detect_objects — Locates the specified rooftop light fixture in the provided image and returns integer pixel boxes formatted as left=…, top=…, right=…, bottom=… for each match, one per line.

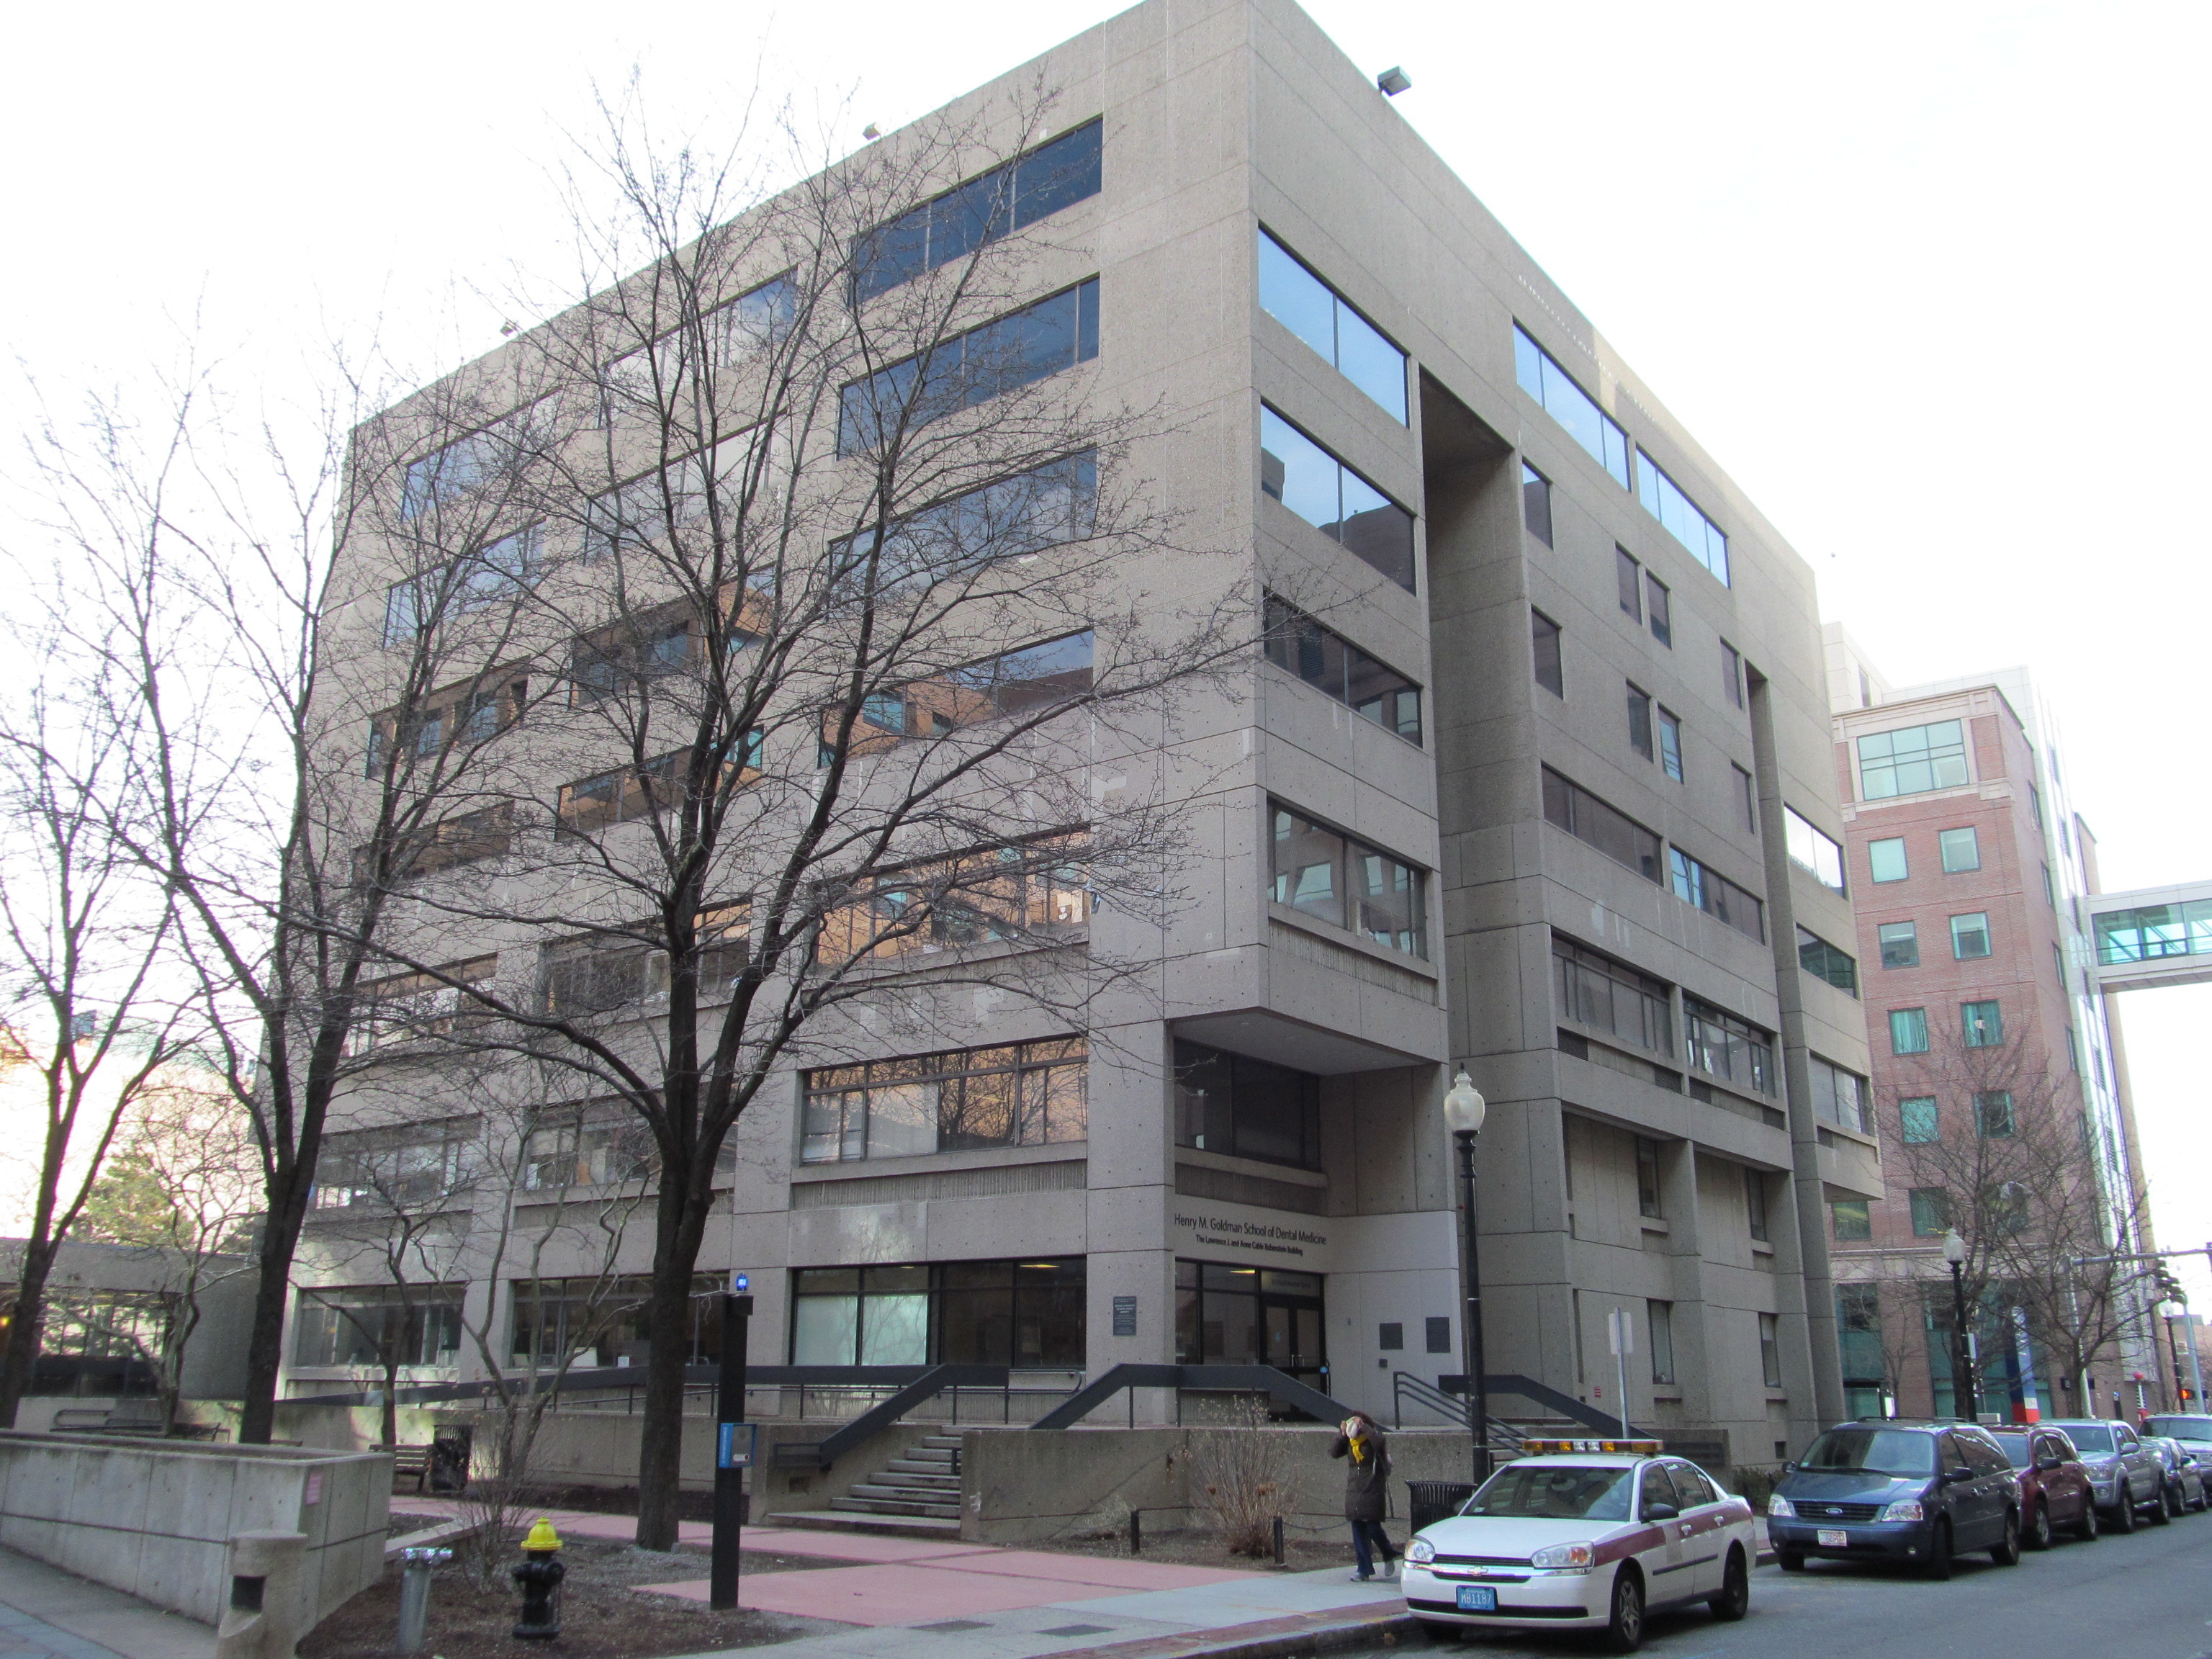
left=1377, top=66, right=1411, bottom=96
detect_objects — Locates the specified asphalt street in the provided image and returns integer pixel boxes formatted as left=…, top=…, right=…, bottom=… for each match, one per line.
left=1336, top=1511, right=2212, bottom=1659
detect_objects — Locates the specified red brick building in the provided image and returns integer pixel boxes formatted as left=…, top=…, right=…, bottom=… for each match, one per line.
left=1819, top=630, right=2159, bottom=1421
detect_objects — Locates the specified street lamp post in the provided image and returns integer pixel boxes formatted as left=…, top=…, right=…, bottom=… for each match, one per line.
left=1443, top=1070, right=1489, bottom=1485
left=1943, top=1229, right=1976, bottom=1421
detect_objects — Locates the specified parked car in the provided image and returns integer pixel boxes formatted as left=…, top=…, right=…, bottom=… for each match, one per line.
left=1400, top=1443, right=1757, bottom=1653
left=1768, top=1420, right=2022, bottom=1578
left=2144, top=1413, right=2212, bottom=1486
left=1987, top=1426, right=2098, bottom=1547
left=2045, top=1419, right=2165, bottom=1531
left=2142, top=1412, right=2212, bottom=1452
left=2141, top=1436, right=2207, bottom=1515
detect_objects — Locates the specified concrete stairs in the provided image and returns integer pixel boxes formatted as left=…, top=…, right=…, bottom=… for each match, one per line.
left=767, top=1434, right=966, bottom=1539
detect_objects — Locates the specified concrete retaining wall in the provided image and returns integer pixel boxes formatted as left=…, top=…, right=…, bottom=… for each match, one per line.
left=0, top=1431, right=389, bottom=1629
left=958, top=1425, right=1492, bottom=1545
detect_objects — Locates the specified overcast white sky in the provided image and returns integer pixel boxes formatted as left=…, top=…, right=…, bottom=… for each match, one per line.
left=6, top=0, right=2207, bottom=1295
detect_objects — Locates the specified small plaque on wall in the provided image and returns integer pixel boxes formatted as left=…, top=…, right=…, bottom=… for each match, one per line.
left=1112, top=1295, right=1138, bottom=1337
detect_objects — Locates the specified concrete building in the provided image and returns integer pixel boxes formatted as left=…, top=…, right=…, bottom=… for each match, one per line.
left=287, top=0, right=1880, bottom=1470
left=1822, top=630, right=2164, bottom=1419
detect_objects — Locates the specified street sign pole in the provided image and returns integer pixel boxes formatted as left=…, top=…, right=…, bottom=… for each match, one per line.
left=1607, top=1308, right=1634, bottom=1441
left=709, top=1292, right=754, bottom=1611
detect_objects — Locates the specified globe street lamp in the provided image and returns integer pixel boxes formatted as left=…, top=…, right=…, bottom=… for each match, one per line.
left=1943, top=1228, right=1976, bottom=1420
left=1443, top=1069, right=1490, bottom=1483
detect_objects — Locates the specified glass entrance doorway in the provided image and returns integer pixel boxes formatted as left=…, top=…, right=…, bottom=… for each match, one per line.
left=1175, top=1262, right=1327, bottom=1388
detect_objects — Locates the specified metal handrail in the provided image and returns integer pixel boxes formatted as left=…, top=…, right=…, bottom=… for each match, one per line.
left=1391, top=1371, right=1524, bottom=1448
left=775, top=1364, right=1010, bottom=1471
left=1028, top=1364, right=1351, bottom=1431
left=1438, top=1372, right=1649, bottom=1439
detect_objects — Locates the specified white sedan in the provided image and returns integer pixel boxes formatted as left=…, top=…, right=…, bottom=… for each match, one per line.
left=1401, top=1444, right=1758, bottom=1653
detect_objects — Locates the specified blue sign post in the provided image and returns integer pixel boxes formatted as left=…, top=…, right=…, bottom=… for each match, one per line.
left=709, top=1292, right=754, bottom=1610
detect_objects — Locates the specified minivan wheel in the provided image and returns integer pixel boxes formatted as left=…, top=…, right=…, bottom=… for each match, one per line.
left=1708, top=1546, right=1750, bottom=1622
left=2110, top=1489, right=2137, bottom=1534
left=2074, top=1497, right=2100, bottom=1542
left=1923, top=1519, right=1954, bottom=1581
left=2026, top=1501, right=2054, bottom=1551
left=1990, top=1509, right=2022, bottom=1566
left=1602, top=1566, right=1646, bottom=1654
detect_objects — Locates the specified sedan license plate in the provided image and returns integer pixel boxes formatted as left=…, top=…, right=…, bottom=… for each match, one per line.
left=1456, top=1585, right=1498, bottom=1613
left=1816, top=1528, right=1849, bottom=1547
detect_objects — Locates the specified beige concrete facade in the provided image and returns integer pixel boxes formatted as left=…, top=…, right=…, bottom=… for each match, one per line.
left=288, top=0, right=1876, bottom=1471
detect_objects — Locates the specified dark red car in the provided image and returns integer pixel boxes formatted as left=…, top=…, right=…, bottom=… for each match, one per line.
left=1989, top=1426, right=2098, bottom=1547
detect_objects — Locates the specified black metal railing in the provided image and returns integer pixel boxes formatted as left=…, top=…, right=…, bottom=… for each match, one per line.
left=1028, top=1364, right=1350, bottom=1431
left=1391, top=1371, right=1524, bottom=1450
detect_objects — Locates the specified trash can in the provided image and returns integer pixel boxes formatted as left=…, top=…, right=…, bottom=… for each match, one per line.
left=1406, top=1480, right=1478, bottom=1534
left=429, top=1427, right=473, bottom=1495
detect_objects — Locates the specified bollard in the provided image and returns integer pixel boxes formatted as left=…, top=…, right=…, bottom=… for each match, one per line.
left=395, top=1547, right=452, bottom=1655
left=1272, top=1515, right=1285, bottom=1567
left=511, top=1518, right=566, bottom=1640
left=1128, top=1509, right=1141, bottom=1555
left=213, top=1531, right=307, bottom=1659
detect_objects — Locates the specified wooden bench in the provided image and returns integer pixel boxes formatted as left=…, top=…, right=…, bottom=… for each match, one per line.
left=382, top=1443, right=434, bottom=1492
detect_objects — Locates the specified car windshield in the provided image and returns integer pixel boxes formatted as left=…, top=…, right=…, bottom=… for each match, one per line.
left=2065, top=1425, right=2115, bottom=1455
left=1465, top=1464, right=1635, bottom=1521
left=1797, top=1428, right=1936, bottom=1478
left=2146, top=1416, right=2212, bottom=1443
left=1988, top=1432, right=2033, bottom=1469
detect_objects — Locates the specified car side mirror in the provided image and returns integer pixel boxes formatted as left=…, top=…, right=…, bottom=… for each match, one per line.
left=1642, top=1501, right=1679, bottom=1521
left=2037, top=1456, right=2062, bottom=1472
left=1942, top=1467, right=1975, bottom=1483
left=1781, top=1460, right=1797, bottom=1473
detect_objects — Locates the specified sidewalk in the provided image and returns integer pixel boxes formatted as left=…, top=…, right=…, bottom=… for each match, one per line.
left=638, top=1528, right=1407, bottom=1659
left=0, top=1547, right=213, bottom=1659
left=392, top=1498, right=1411, bottom=1659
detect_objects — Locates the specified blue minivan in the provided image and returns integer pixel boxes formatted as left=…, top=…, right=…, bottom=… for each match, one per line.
left=1768, top=1421, right=2022, bottom=1579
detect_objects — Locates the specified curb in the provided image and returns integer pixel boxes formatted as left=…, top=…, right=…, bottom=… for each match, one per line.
left=1050, top=1604, right=1416, bottom=1659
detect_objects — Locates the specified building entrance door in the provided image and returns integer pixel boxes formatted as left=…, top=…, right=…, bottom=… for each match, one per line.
left=1261, top=1277, right=1326, bottom=1387
left=1177, top=1261, right=1326, bottom=1389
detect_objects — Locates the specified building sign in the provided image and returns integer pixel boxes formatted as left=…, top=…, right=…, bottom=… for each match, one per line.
left=1112, top=1295, right=1137, bottom=1336
left=1174, top=1211, right=1328, bottom=1259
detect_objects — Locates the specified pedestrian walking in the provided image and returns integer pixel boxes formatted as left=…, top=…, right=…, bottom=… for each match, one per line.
left=1330, top=1409, right=1397, bottom=1581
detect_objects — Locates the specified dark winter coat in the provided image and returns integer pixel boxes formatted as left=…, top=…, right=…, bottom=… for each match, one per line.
left=1330, top=1424, right=1392, bottom=1521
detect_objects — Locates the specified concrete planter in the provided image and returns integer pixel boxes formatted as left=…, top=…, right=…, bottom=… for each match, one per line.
left=0, top=1430, right=388, bottom=1629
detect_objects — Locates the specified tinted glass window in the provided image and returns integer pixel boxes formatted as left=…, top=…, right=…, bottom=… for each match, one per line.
left=1799, top=1427, right=1936, bottom=1478
left=1467, top=1463, right=1635, bottom=1520
left=1258, top=228, right=1406, bottom=420
left=1514, top=326, right=1630, bottom=487
left=1639, top=1465, right=1685, bottom=1516
left=1259, top=405, right=1415, bottom=590
left=1956, top=1434, right=2009, bottom=1475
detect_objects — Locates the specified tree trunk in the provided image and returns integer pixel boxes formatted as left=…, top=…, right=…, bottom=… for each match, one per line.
left=238, top=1166, right=313, bottom=1444
left=634, top=1172, right=713, bottom=1550
left=0, top=1241, right=59, bottom=1429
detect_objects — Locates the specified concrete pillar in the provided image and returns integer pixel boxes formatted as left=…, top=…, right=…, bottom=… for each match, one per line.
left=214, top=1531, right=307, bottom=1659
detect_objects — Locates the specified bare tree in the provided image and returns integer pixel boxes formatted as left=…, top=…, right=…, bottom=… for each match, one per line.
left=312, top=86, right=1248, bottom=1547
left=1877, top=1030, right=2154, bottom=1413
left=445, top=1079, right=650, bottom=1585
left=8, top=336, right=580, bottom=1446
left=0, top=585, right=194, bottom=1426
left=297, top=1103, right=484, bottom=1451
left=72, top=1070, right=261, bottom=1430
